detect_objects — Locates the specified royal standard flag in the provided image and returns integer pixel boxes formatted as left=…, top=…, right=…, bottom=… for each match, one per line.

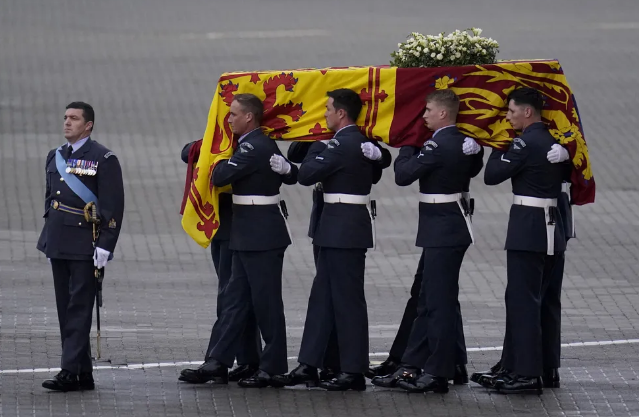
left=182, top=60, right=595, bottom=247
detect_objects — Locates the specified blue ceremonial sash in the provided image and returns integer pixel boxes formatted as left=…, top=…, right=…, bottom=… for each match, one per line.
left=55, top=147, right=99, bottom=206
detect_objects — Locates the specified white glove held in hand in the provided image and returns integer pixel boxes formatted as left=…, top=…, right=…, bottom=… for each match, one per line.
left=547, top=144, right=569, bottom=163
left=269, top=154, right=292, bottom=175
left=361, top=142, right=382, bottom=160
left=462, top=137, right=481, bottom=155
left=94, top=247, right=110, bottom=269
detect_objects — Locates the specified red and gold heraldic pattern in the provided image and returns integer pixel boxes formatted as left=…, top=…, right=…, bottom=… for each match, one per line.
left=182, top=60, right=594, bottom=247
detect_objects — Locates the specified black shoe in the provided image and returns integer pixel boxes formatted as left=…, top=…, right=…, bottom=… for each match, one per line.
left=319, top=372, right=366, bottom=391
left=273, top=363, right=319, bottom=387
left=470, top=360, right=502, bottom=384
left=178, top=360, right=228, bottom=384
left=319, top=367, right=339, bottom=382
left=42, top=370, right=79, bottom=392
left=478, top=367, right=510, bottom=388
left=365, top=357, right=400, bottom=379
left=397, top=373, right=449, bottom=394
left=238, top=369, right=285, bottom=388
left=228, top=364, right=259, bottom=382
left=78, top=372, right=95, bottom=390
left=371, top=366, right=420, bottom=388
left=543, top=368, right=560, bottom=388
left=452, top=364, right=469, bottom=385
left=494, top=373, right=543, bottom=394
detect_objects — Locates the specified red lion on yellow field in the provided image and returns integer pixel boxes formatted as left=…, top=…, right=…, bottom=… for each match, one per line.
left=219, top=72, right=305, bottom=139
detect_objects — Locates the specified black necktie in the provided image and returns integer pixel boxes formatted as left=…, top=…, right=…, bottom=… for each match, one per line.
left=64, top=144, right=73, bottom=161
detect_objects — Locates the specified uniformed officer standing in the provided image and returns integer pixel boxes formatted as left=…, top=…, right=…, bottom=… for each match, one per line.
left=277, top=88, right=388, bottom=391
left=184, top=93, right=297, bottom=388
left=38, top=102, right=124, bottom=391
left=372, top=90, right=483, bottom=393
left=178, top=140, right=261, bottom=384
left=476, top=87, right=570, bottom=394
left=286, top=133, right=391, bottom=382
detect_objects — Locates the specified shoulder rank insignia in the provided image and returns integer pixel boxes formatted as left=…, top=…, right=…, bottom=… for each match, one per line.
left=104, top=151, right=115, bottom=159
left=239, top=142, right=254, bottom=153
left=512, top=137, right=526, bottom=150
left=108, top=218, right=117, bottom=229
left=327, top=138, right=340, bottom=149
left=424, top=140, right=438, bottom=148
left=421, top=140, right=437, bottom=153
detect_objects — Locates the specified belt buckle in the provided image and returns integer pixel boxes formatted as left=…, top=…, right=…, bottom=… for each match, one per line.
left=52, top=201, right=59, bottom=210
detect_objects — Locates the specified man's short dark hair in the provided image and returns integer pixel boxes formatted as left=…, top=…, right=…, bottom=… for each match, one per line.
left=425, top=89, right=460, bottom=119
left=507, top=87, right=544, bottom=114
left=66, top=101, right=95, bottom=131
left=327, top=89, right=363, bottom=122
left=233, top=93, right=264, bottom=124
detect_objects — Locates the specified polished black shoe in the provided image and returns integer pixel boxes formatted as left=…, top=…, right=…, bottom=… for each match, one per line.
left=274, top=363, right=319, bottom=387
left=319, top=367, right=339, bottom=382
left=478, top=367, right=510, bottom=388
left=178, top=360, right=228, bottom=384
left=470, top=360, right=502, bottom=384
left=42, top=370, right=79, bottom=392
left=228, top=364, right=259, bottom=382
left=238, top=369, right=285, bottom=388
left=365, top=357, right=400, bottom=379
left=494, top=373, right=543, bottom=394
left=452, top=364, right=469, bottom=385
left=543, top=368, right=560, bottom=388
left=371, top=366, right=420, bottom=388
left=78, top=373, right=95, bottom=390
left=397, top=373, right=449, bottom=394
left=319, top=372, right=366, bottom=391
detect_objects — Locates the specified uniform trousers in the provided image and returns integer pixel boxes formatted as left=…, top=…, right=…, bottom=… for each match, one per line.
left=299, top=247, right=368, bottom=374
left=390, top=252, right=467, bottom=365
left=51, top=259, right=96, bottom=375
left=312, top=244, right=341, bottom=371
left=205, top=239, right=261, bottom=366
left=501, top=250, right=564, bottom=376
left=208, top=248, right=288, bottom=375
left=402, top=245, right=469, bottom=379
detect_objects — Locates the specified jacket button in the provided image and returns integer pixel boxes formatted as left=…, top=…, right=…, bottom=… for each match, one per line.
left=60, top=178, right=64, bottom=182
left=78, top=222, right=82, bottom=226
left=56, top=191, right=61, bottom=195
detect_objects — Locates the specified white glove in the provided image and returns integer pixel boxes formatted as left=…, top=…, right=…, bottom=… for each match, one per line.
left=547, top=143, right=569, bottom=163
left=361, top=142, right=382, bottom=160
left=462, top=137, right=481, bottom=155
left=269, top=154, right=291, bottom=175
left=320, top=139, right=331, bottom=145
left=94, top=247, right=110, bottom=269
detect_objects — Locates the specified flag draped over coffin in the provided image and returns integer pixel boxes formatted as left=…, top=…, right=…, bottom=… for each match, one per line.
left=182, top=60, right=595, bottom=247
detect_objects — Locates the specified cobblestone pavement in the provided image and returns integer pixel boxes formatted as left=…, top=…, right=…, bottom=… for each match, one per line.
left=1, top=0, right=639, bottom=416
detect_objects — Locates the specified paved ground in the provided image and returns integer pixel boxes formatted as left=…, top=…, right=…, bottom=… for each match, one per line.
left=1, top=0, right=639, bottom=416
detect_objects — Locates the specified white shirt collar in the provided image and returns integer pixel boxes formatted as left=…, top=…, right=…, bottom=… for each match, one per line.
left=333, top=124, right=356, bottom=137
left=69, top=136, right=90, bottom=153
left=432, top=124, right=456, bottom=138
left=238, top=127, right=261, bottom=143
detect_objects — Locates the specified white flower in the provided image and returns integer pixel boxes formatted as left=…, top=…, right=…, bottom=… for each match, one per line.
left=431, top=53, right=436, bottom=58
left=398, top=43, right=403, bottom=48
left=482, top=49, right=487, bottom=54
left=413, top=50, right=420, bottom=57
left=455, top=52, right=461, bottom=58
left=436, top=53, right=443, bottom=60
left=416, top=46, right=422, bottom=52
